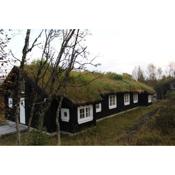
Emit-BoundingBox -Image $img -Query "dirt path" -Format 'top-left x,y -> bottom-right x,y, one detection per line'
117,108 -> 159,144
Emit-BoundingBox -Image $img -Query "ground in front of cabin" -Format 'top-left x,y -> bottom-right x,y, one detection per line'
1,100 -> 173,145
0,96 -> 5,124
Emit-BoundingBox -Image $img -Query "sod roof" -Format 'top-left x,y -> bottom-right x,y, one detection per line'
22,64 -> 155,104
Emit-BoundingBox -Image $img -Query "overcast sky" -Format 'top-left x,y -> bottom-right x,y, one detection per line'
1,0 -> 175,169
2,0 -> 175,75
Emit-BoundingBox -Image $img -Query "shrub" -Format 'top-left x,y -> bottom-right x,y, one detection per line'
165,90 -> 175,100
123,73 -> 132,80
26,130 -> 50,145
105,72 -> 123,80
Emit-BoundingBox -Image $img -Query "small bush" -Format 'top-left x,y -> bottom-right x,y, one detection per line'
155,107 -> 175,135
123,73 -> 132,80
105,72 -> 123,80
165,90 -> 175,100
26,130 -> 50,145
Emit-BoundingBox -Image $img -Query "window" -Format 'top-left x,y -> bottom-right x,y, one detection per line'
8,98 -> 13,108
124,93 -> 130,106
133,93 -> 138,103
109,95 -> 117,109
148,95 -> 152,103
78,105 -> 93,124
61,108 -> 70,122
96,103 -> 102,113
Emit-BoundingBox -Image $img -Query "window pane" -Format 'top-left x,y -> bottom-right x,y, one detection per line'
109,97 -> 112,106
96,104 -> 99,109
133,93 -> 138,103
86,107 -> 90,117
80,108 -> 85,119
64,112 -> 67,117
109,95 -> 116,106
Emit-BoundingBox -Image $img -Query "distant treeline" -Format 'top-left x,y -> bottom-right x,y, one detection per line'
132,62 -> 175,87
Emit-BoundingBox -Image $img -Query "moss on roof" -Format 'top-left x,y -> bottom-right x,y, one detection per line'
23,64 -> 155,104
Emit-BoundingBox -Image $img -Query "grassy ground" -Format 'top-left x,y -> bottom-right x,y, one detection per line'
61,105 -> 160,145
0,102 -> 161,146
131,99 -> 175,145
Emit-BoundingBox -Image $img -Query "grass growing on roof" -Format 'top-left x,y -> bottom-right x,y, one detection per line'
66,71 -> 155,104
23,63 -> 155,104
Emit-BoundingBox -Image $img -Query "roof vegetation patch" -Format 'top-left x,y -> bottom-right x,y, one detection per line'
22,63 -> 155,104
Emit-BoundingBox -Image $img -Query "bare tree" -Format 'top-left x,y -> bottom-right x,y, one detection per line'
147,64 -> 156,80
12,29 -> 43,145
167,62 -> 175,78
26,29 -> 97,145
27,29 -> 59,131
157,67 -> 163,80
0,29 -> 11,83
132,66 -> 145,82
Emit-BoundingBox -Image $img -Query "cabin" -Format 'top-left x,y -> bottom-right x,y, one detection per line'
155,78 -> 175,99
3,66 -> 155,133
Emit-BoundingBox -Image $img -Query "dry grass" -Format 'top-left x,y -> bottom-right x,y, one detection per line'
127,100 -> 175,145
0,104 -> 158,145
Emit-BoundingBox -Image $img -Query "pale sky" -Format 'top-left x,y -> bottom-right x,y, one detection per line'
0,0 -> 175,169
2,0 -> 175,75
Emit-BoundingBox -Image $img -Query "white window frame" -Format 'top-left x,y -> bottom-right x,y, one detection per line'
96,103 -> 102,113
77,105 -> 93,124
108,95 -> 117,109
148,95 -> 152,103
61,108 -> 70,122
133,93 -> 138,104
8,97 -> 13,108
124,93 -> 130,106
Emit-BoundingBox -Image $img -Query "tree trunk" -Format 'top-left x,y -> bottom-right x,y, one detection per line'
15,102 -> 21,145
37,100 -> 52,131
28,95 -> 38,131
14,29 -> 30,145
56,96 -> 64,146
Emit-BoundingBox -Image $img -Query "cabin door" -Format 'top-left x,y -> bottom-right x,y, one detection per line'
20,98 -> 26,124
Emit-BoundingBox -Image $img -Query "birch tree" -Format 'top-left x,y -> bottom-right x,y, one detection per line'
27,29 -> 97,145
0,29 -> 11,82
132,66 -> 145,82
12,29 -> 42,145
